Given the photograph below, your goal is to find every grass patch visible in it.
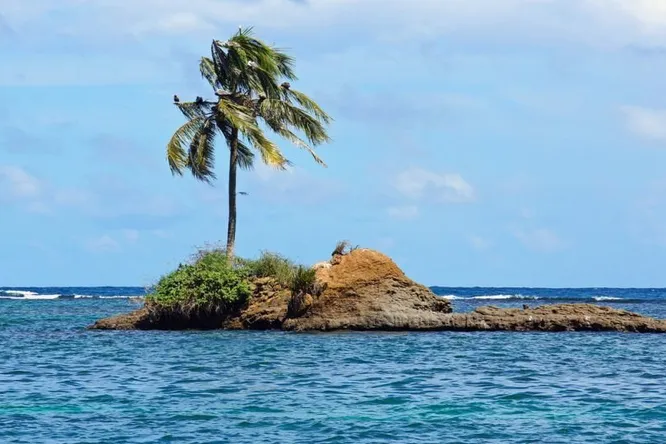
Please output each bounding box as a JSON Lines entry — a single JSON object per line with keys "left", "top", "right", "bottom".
{"left": 291, "top": 265, "right": 321, "bottom": 296}
{"left": 241, "top": 251, "right": 296, "bottom": 287}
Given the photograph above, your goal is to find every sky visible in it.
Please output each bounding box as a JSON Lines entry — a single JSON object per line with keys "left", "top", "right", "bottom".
{"left": 3, "top": 0, "right": 666, "bottom": 287}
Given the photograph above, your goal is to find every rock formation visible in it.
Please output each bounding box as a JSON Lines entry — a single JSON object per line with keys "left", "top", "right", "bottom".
{"left": 282, "top": 248, "right": 452, "bottom": 331}
{"left": 444, "top": 304, "right": 666, "bottom": 333}
{"left": 90, "top": 248, "right": 666, "bottom": 333}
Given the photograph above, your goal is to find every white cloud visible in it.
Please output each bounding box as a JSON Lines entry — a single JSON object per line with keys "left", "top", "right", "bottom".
{"left": 85, "top": 235, "right": 121, "bottom": 253}
{"left": 5, "top": 0, "right": 666, "bottom": 87}
{"left": 602, "top": 0, "right": 666, "bottom": 30}
{"left": 621, "top": 106, "right": 666, "bottom": 142}
{"left": 395, "top": 167, "right": 475, "bottom": 203}
{"left": 0, "top": 166, "right": 182, "bottom": 226}
{"left": 387, "top": 205, "right": 420, "bottom": 221}
{"left": 0, "top": 166, "right": 41, "bottom": 199}
{"left": 513, "top": 228, "right": 565, "bottom": 252}
{"left": 4, "top": 0, "right": 666, "bottom": 47}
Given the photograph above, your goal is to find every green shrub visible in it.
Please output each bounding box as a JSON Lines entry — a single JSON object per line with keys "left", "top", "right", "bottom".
{"left": 291, "top": 265, "right": 320, "bottom": 296}
{"left": 242, "top": 251, "right": 296, "bottom": 287}
{"left": 147, "top": 249, "right": 251, "bottom": 315}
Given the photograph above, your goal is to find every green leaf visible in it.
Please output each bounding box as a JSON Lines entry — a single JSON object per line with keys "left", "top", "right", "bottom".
{"left": 259, "top": 98, "right": 331, "bottom": 146}
{"left": 188, "top": 118, "right": 217, "bottom": 182}
{"left": 282, "top": 87, "right": 332, "bottom": 124}
{"left": 177, "top": 101, "right": 210, "bottom": 120}
{"left": 199, "top": 57, "right": 219, "bottom": 89}
{"left": 167, "top": 117, "right": 205, "bottom": 176}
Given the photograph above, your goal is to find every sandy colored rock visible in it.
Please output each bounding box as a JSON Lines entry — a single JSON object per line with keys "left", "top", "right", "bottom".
{"left": 282, "top": 249, "right": 452, "bottom": 331}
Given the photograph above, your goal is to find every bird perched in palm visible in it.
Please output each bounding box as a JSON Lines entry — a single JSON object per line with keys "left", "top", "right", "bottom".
{"left": 166, "top": 27, "right": 332, "bottom": 260}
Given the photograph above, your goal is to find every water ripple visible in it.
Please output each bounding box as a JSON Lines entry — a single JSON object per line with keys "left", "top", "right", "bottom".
{"left": 2, "top": 299, "right": 666, "bottom": 443}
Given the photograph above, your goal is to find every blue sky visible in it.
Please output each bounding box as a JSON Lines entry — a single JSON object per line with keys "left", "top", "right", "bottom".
{"left": 3, "top": 1, "right": 666, "bottom": 287}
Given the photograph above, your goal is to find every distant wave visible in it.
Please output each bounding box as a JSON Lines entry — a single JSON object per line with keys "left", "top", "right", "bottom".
{"left": 4, "top": 290, "right": 38, "bottom": 296}
{"left": 475, "top": 294, "right": 539, "bottom": 300}
{"left": 73, "top": 295, "right": 143, "bottom": 299}
{"left": 439, "top": 294, "right": 650, "bottom": 303}
{"left": 0, "top": 290, "right": 142, "bottom": 300}
{"left": 440, "top": 294, "right": 540, "bottom": 301}
{"left": 24, "top": 294, "right": 60, "bottom": 300}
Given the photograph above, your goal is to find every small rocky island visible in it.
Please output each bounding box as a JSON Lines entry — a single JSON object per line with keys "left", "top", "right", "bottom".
{"left": 91, "top": 249, "right": 666, "bottom": 333}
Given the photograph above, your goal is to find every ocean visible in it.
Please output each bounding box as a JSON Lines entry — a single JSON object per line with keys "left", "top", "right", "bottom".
{"left": 2, "top": 287, "right": 666, "bottom": 443}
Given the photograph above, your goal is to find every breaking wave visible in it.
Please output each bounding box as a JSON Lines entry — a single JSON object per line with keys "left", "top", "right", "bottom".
{"left": 438, "top": 294, "right": 651, "bottom": 304}
{"left": 0, "top": 290, "right": 143, "bottom": 300}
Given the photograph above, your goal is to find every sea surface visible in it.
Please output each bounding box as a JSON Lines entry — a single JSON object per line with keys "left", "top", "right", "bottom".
{"left": 2, "top": 287, "right": 666, "bottom": 443}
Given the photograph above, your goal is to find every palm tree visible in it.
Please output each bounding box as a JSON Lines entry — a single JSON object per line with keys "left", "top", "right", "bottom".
{"left": 166, "top": 28, "right": 331, "bottom": 260}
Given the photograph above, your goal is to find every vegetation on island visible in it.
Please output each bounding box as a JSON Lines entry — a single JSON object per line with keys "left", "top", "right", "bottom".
{"left": 166, "top": 27, "right": 332, "bottom": 260}
{"left": 145, "top": 248, "right": 321, "bottom": 322}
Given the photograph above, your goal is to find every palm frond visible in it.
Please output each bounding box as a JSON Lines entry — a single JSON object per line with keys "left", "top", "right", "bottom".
{"left": 273, "top": 49, "right": 297, "bottom": 80}
{"left": 231, "top": 28, "right": 278, "bottom": 72}
{"left": 259, "top": 99, "right": 331, "bottom": 145}
{"left": 223, "top": 28, "right": 290, "bottom": 96}
{"left": 245, "top": 63, "right": 280, "bottom": 99}
{"left": 199, "top": 57, "right": 219, "bottom": 89}
{"left": 188, "top": 117, "right": 217, "bottom": 182}
{"left": 234, "top": 28, "right": 296, "bottom": 80}
{"left": 236, "top": 139, "right": 256, "bottom": 170}
{"left": 211, "top": 41, "right": 230, "bottom": 88}
{"left": 222, "top": 40, "right": 249, "bottom": 93}
{"left": 216, "top": 98, "right": 259, "bottom": 134}
{"left": 242, "top": 129, "right": 290, "bottom": 169}
{"left": 177, "top": 101, "right": 210, "bottom": 120}
{"left": 282, "top": 87, "right": 331, "bottom": 124}
{"left": 270, "top": 124, "right": 326, "bottom": 166}
{"left": 167, "top": 117, "right": 205, "bottom": 176}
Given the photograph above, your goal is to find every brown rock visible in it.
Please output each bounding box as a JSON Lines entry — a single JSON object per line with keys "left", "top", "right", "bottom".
{"left": 442, "top": 304, "right": 666, "bottom": 333}
{"left": 90, "top": 277, "right": 291, "bottom": 331}
{"left": 228, "top": 278, "right": 292, "bottom": 330}
{"left": 90, "top": 308, "right": 152, "bottom": 330}
{"left": 287, "top": 292, "right": 314, "bottom": 318}
{"left": 282, "top": 249, "right": 452, "bottom": 331}
{"left": 89, "top": 249, "right": 666, "bottom": 334}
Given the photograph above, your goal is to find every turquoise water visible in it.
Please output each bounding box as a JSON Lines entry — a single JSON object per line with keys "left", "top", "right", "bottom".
{"left": 2, "top": 288, "right": 666, "bottom": 443}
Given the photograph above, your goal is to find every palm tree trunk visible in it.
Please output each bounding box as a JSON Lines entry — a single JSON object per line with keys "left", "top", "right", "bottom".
{"left": 226, "top": 128, "right": 239, "bottom": 261}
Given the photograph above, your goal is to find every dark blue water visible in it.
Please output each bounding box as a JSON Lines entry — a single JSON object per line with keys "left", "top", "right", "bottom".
{"left": 2, "top": 287, "right": 666, "bottom": 443}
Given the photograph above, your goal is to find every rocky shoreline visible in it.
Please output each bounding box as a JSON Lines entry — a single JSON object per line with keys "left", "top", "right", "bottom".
{"left": 90, "top": 249, "right": 666, "bottom": 333}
